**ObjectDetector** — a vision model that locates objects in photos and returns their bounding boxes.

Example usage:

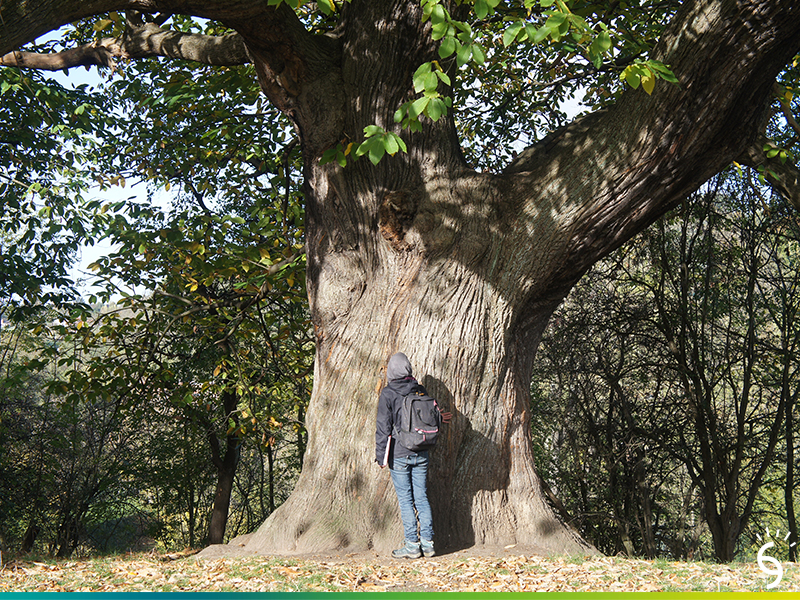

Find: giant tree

[3,0,800,556]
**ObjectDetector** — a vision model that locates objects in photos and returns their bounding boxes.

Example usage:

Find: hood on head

[387,352,412,381]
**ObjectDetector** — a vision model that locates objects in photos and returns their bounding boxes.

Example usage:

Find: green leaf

[546,12,567,29]
[431,18,449,40]
[648,60,679,84]
[439,36,457,58]
[456,43,472,67]
[354,138,372,157]
[503,22,523,47]
[368,143,385,165]
[384,134,399,155]
[364,124,385,137]
[320,143,346,167]
[423,71,439,92]
[394,103,408,123]
[413,63,432,93]
[317,0,335,15]
[471,44,486,66]
[622,66,641,89]
[590,30,612,57]
[409,96,431,119]
[532,24,551,44]
[427,98,444,121]
[431,3,446,24]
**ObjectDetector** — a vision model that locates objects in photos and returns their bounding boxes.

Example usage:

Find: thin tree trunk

[786,382,797,562]
[266,441,275,514]
[207,390,240,545]
[20,523,39,554]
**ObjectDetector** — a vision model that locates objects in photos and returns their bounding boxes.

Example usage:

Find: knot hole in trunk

[378,189,419,252]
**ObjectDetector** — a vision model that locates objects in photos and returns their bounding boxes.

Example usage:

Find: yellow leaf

[93,19,113,31]
[641,73,655,95]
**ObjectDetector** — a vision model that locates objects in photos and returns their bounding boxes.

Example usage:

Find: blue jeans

[389,450,433,543]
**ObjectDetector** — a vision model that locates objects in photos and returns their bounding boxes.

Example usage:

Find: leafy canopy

[314,0,680,168]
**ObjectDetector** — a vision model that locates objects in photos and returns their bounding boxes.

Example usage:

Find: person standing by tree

[376,352,451,558]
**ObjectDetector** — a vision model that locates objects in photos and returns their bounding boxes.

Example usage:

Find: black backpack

[393,391,442,451]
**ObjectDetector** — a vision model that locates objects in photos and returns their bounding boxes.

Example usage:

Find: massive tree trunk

[3,0,800,555]
[231,0,595,555]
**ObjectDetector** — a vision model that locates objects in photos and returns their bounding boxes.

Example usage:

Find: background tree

[0,63,113,317]
[1,26,312,553]
[534,174,800,561]
[3,0,800,555]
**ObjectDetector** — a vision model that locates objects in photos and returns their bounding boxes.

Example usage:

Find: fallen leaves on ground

[1,551,798,592]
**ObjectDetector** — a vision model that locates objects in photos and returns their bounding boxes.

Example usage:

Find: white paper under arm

[382,436,391,466]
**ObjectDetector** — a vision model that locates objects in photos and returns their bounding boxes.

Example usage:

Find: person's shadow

[421,375,505,555]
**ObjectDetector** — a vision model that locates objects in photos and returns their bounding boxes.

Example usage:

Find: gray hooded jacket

[375,353,427,465]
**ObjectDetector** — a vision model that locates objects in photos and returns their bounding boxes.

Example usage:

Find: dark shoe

[421,539,435,557]
[392,541,422,559]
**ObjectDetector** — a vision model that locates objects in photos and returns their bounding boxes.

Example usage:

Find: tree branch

[776,83,800,139]
[0,18,249,71]
[0,0,338,145]
[0,40,120,70]
[122,21,249,65]
[503,0,800,298]
[737,134,800,212]
[0,1,290,57]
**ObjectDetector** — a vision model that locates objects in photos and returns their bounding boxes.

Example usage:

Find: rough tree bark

[3,0,800,555]
[206,390,240,545]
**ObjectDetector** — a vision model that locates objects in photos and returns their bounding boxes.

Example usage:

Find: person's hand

[441,411,453,424]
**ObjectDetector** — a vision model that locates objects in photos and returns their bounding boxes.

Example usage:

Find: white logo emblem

[756,528,795,589]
